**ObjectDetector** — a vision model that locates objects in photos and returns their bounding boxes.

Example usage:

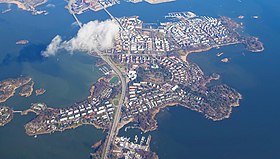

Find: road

[94,50,126,159]
[65,0,126,158]
[86,2,127,158]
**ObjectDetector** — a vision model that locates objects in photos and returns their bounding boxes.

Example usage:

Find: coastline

[144,0,175,4]
[0,77,32,103]
[132,93,242,133]
[0,106,13,127]
[0,1,27,10]
[19,81,34,97]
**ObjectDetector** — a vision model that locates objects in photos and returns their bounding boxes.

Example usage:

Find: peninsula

[23,12,263,159]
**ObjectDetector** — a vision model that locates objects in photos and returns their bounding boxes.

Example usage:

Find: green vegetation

[110,76,119,85]
[112,93,121,106]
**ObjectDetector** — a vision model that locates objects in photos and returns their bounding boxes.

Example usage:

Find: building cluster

[58,99,115,126]
[116,55,243,131]
[164,11,197,19]
[113,135,155,159]
[123,81,179,119]
[163,16,239,50]
[107,56,209,122]
[114,54,154,64]
[25,98,115,135]
[112,14,243,57]
[159,56,204,88]
[24,78,120,135]
[68,0,119,14]
[99,65,111,75]
[115,17,170,54]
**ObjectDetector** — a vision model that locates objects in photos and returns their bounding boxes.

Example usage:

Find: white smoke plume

[42,35,62,57]
[42,20,119,57]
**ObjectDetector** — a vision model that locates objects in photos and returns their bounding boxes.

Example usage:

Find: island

[19,81,34,97]
[252,16,259,19]
[0,106,13,126]
[16,40,29,45]
[22,12,263,159]
[216,52,224,57]
[221,57,230,63]
[0,76,32,103]
[238,15,245,19]
[0,0,48,14]
[35,88,46,96]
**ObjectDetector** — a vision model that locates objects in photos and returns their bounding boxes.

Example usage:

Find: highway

[68,1,127,158]
[94,50,126,159]
[94,3,128,158]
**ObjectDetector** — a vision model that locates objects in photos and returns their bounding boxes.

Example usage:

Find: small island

[35,88,46,96]
[0,106,13,126]
[16,40,29,45]
[216,52,224,57]
[252,16,259,19]
[238,15,245,19]
[242,37,264,52]
[221,57,230,63]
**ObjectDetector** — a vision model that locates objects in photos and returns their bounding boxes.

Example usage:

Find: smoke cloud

[42,20,119,57]
[42,35,62,57]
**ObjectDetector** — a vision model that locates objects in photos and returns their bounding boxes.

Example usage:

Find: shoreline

[25,120,105,136]
[133,94,242,133]
[0,1,27,10]
[0,106,13,127]
[19,81,34,97]
[0,77,32,103]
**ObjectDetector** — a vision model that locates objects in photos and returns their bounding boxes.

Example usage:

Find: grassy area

[113,99,119,106]
[110,76,119,85]
[115,63,127,71]
[112,93,121,106]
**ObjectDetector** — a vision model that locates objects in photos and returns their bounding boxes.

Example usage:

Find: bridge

[97,0,126,32]
[13,110,23,113]
[68,0,82,28]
